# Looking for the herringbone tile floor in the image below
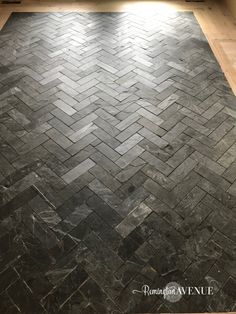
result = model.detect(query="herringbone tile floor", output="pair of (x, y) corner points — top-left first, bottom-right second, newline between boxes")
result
(0, 12), (235, 313)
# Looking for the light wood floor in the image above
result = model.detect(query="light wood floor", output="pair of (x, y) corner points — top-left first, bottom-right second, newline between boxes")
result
(0, 0), (236, 96)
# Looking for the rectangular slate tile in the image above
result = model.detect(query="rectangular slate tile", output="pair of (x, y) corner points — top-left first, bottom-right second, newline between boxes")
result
(62, 158), (95, 184)
(89, 178), (122, 210)
(162, 122), (187, 142)
(54, 99), (76, 116)
(115, 202), (152, 238)
(89, 164), (121, 192)
(46, 128), (73, 149)
(68, 122), (97, 143)
(79, 278), (120, 313)
(145, 195), (183, 229)
(116, 146), (144, 169)
(175, 185), (206, 218)
(71, 112), (97, 130)
(0, 291), (20, 313)
(8, 108), (31, 126)
(144, 178), (177, 209)
(141, 151), (173, 176)
(191, 151), (225, 175)
(223, 161), (236, 183)
(29, 195), (61, 227)
(115, 162), (144, 184)
(158, 93), (179, 110)
(138, 117), (166, 137)
(18, 134), (49, 155)
(0, 267), (19, 294)
(96, 142), (120, 162)
(115, 134), (143, 155)
(184, 127), (216, 147)
(84, 231), (123, 272)
(51, 108), (75, 126)
(142, 164), (176, 190)
(42, 265), (88, 312)
(90, 151), (120, 176)
(0, 186), (37, 219)
(202, 102), (224, 120)
(218, 142), (236, 168)
(57, 203), (92, 233)
(93, 127), (120, 148)
(116, 113), (140, 131)
(116, 186), (149, 218)
(188, 137), (219, 160)
(137, 108), (163, 125)
(94, 117), (120, 137)
(66, 134), (98, 156)
(56, 90), (78, 107)
(43, 139), (70, 162)
(7, 280), (45, 314)
(195, 164), (231, 191)
(139, 127), (168, 149)
(169, 157), (197, 183)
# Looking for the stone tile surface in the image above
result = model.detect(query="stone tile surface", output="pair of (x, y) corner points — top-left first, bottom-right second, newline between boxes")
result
(0, 11), (236, 313)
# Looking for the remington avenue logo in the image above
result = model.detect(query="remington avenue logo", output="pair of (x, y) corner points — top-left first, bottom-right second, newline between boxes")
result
(132, 282), (214, 303)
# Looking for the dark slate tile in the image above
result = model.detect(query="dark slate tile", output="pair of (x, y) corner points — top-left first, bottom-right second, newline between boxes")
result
(42, 265), (88, 313)
(7, 280), (46, 313)
(0, 11), (235, 314)
(86, 194), (122, 227)
(0, 292), (20, 314)
(79, 278), (122, 313)
(0, 187), (38, 218)
(0, 267), (19, 295)
(84, 231), (123, 272)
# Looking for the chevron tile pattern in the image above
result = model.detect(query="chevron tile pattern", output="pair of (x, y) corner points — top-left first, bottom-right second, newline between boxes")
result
(0, 12), (236, 313)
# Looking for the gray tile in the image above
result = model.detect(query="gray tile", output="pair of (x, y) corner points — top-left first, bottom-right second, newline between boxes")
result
(141, 151), (173, 176)
(115, 134), (143, 155)
(137, 108), (163, 125)
(139, 127), (168, 148)
(115, 203), (152, 238)
(89, 178), (122, 210)
(54, 99), (76, 116)
(169, 157), (197, 183)
(62, 158), (95, 183)
(1, 11), (236, 313)
(116, 145), (144, 169)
